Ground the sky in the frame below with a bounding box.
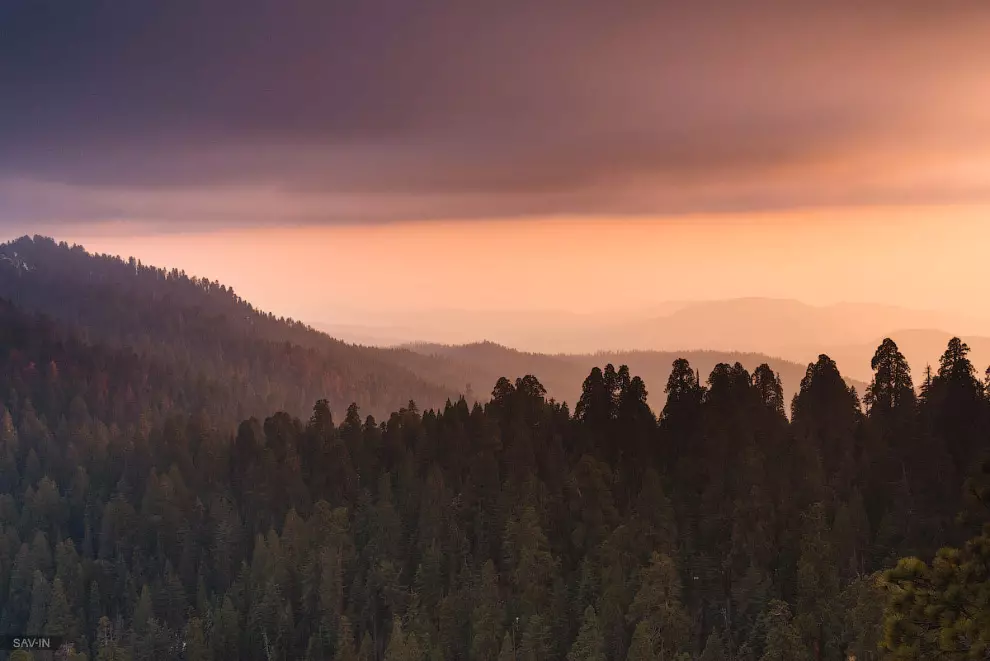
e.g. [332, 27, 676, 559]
[3, 2, 990, 332]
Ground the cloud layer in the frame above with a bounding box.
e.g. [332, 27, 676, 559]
[3, 1, 990, 226]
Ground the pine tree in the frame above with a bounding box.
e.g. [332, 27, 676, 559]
[699, 627, 729, 661]
[759, 601, 809, 661]
[567, 606, 606, 661]
[498, 631, 515, 661]
[864, 338, 915, 417]
[519, 615, 551, 661]
[26, 570, 51, 635]
[882, 524, 990, 659]
[795, 503, 841, 660]
[925, 337, 987, 472]
[470, 560, 504, 661]
[839, 574, 884, 661]
[132, 584, 153, 635]
[624, 553, 691, 661]
[385, 617, 423, 661]
[752, 364, 785, 417]
[95, 616, 132, 661]
[46, 577, 73, 638]
[334, 615, 358, 661]
[185, 617, 213, 661]
[357, 632, 374, 661]
[211, 596, 240, 661]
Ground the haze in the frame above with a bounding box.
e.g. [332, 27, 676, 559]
[5, 1, 990, 374]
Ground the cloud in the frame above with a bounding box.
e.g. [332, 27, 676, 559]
[2, 1, 990, 226]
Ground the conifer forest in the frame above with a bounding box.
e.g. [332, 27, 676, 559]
[0, 237, 987, 660]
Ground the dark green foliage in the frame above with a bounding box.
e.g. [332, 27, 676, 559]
[568, 606, 606, 661]
[1, 238, 989, 660]
[758, 601, 809, 661]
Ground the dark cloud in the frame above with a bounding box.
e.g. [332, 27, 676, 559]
[2, 1, 990, 225]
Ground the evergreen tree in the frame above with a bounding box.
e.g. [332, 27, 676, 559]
[567, 606, 606, 661]
[385, 617, 423, 661]
[46, 577, 73, 638]
[335, 616, 358, 661]
[752, 364, 785, 417]
[358, 632, 374, 661]
[625, 553, 691, 661]
[26, 570, 51, 635]
[795, 503, 841, 660]
[470, 560, 505, 661]
[882, 524, 990, 659]
[132, 585, 153, 635]
[759, 601, 809, 661]
[865, 338, 915, 418]
[184, 617, 212, 661]
[498, 631, 515, 661]
[924, 337, 987, 473]
[699, 627, 729, 661]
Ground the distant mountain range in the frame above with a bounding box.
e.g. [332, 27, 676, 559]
[390, 341, 867, 412]
[1, 237, 870, 420]
[319, 298, 990, 384]
[0, 237, 862, 420]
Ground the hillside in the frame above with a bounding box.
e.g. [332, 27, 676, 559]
[0, 236, 986, 660]
[321, 299, 990, 375]
[399, 342, 868, 410]
[0, 236, 463, 421]
[1, 237, 872, 424]
[0, 280, 985, 659]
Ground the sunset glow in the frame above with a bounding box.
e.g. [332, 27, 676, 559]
[47, 206, 990, 329]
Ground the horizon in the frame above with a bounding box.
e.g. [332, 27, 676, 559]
[5, 2, 990, 378]
[21, 208, 990, 332]
[5, 232, 990, 387]
[3, 3, 990, 342]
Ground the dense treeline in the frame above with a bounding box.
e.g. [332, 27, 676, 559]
[390, 343, 858, 418]
[0, 276, 989, 659]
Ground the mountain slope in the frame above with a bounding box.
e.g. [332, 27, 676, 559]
[399, 341, 868, 409]
[320, 298, 990, 375]
[0, 236, 462, 420]
[1, 237, 876, 422]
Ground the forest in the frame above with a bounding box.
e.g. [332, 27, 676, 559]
[0, 236, 989, 660]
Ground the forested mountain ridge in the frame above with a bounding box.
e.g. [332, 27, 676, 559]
[0, 235, 989, 660]
[0, 236, 461, 421]
[398, 342, 868, 414]
[0, 236, 853, 423]
[318, 299, 990, 369]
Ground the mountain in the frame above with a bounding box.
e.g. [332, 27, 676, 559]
[397, 341, 867, 411]
[820, 328, 990, 383]
[1, 235, 985, 660]
[316, 308, 633, 352]
[2, 237, 868, 424]
[616, 298, 990, 363]
[0, 235, 463, 421]
[321, 298, 990, 387]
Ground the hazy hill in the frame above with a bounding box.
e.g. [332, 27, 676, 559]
[615, 298, 990, 371]
[0, 235, 463, 420]
[399, 341, 868, 410]
[821, 328, 990, 383]
[2, 237, 924, 422]
[321, 298, 990, 385]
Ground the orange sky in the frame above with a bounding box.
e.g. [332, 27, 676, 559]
[45, 205, 990, 328]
